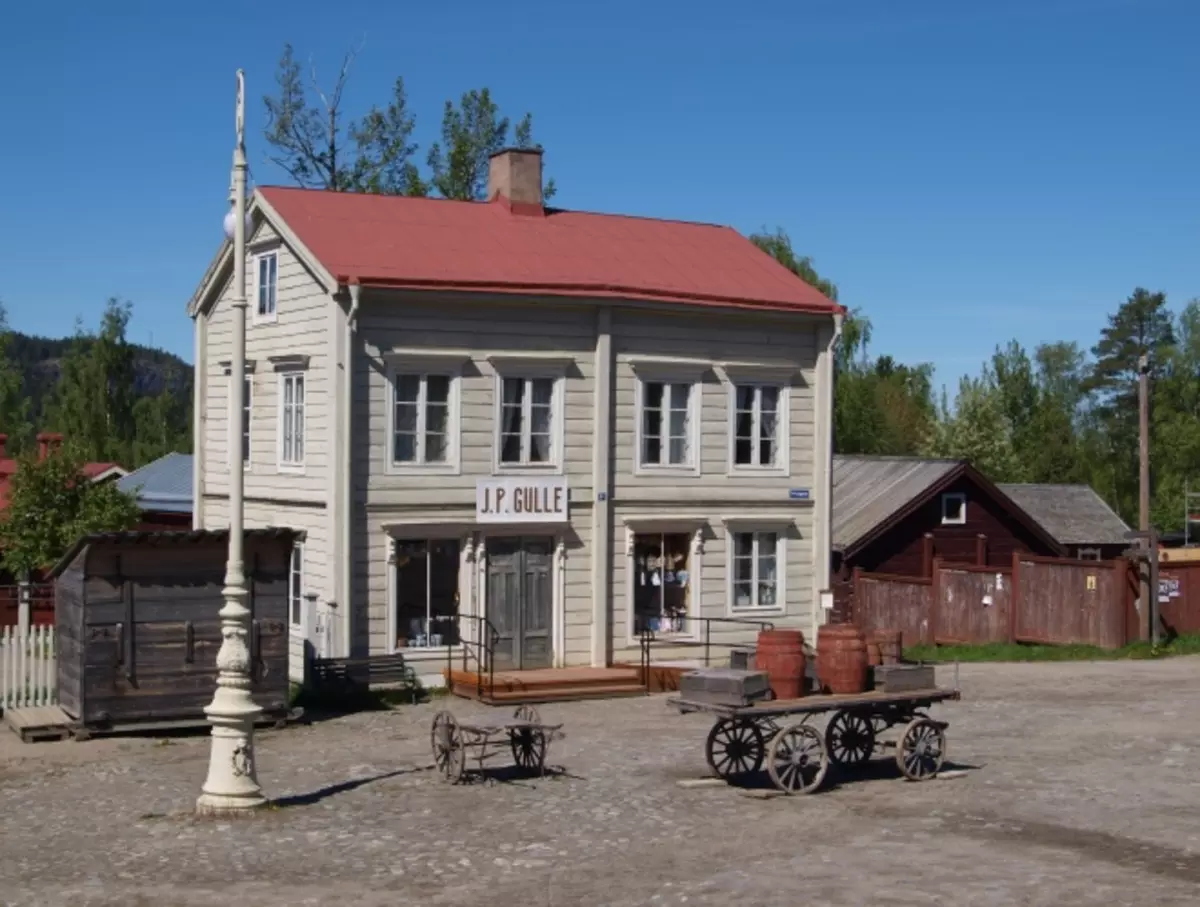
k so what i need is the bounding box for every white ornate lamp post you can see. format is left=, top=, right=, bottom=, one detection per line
left=197, top=69, right=265, bottom=815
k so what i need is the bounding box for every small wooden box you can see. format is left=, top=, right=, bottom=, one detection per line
left=679, top=668, right=771, bottom=707
left=872, top=664, right=936, bottom=693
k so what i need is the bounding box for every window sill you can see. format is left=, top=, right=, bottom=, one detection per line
left=632, top=463, right=701, bottom=478
left=726, top=464, right=791, bottom=479
left=729, top=606, right=786, bottom=617
left=392, top=644, right=465, bottom=660
left=492, top=462, right=563, bottom=475
left=278, top=463, right=305, bottom=475
left=385, top=461, right=462, bottom=477
left=252, top=314, right=279, bottom=326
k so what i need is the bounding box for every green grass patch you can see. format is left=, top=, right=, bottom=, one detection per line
left=905, top=633, right=1200, bottom=664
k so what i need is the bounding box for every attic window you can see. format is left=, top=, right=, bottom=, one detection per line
left=941, top=493, right=966, bottom=526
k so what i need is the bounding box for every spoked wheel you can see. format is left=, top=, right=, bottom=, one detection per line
left=704, top=719, right=765, bottom=782
left=510, top=704, right=548, bottom=775
left=896, top=718, right=946, bottom=781
left=431, top=710, right=465, bottom=783
left=766, top=722, right=829, bottom=795
left=825, top=710, right=876, bottom=767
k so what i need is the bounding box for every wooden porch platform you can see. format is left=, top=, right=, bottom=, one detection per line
left=445, top=666, right=647, bottom=704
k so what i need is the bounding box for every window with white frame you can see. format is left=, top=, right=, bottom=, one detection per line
left=498, top=375, right=557, bottom=466
left=392, top=373, right=452, bottom=466
left=730, top=531, right=781, bottom=611
left=279, top=372, right=305, bottom=467
left=639, top=380, right=694, bottom=468
left=255, top=251, right=278, bottom=320
left=289, top=543, right=304, bottom=627
left=394, top=538, right=462, bottom=648
left=941, top=492, right=966, bottom=525
left=733, top=384, right=781, bottom=467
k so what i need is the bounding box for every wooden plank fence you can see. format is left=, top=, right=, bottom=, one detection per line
left=854, top=552, right=1138, bottom=650
left=0, top=625, right=57, bottom=712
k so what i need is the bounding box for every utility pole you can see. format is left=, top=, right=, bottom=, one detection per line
left=1137, top=353, right=1157, bottom=644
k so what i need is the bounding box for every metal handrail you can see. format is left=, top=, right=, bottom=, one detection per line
left=637, top=615, right=776, bottom=686
left=442, top=613, right=501, bottom=700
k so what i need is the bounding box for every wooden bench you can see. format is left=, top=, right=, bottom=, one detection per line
left=307, top=653, right=418, bottom=695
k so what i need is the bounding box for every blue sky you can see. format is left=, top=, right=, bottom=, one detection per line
left=0, top=0, right=1196, bottom=393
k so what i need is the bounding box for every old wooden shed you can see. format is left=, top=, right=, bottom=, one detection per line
left=50, top=529, right=299, bottom=731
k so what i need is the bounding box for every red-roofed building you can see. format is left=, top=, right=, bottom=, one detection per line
left=189, top=148, right=844, bottom=688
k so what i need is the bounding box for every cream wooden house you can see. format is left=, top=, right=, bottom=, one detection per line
left=188, top=149, right=843, bottom=684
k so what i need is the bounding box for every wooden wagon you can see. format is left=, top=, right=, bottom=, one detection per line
left=49, top=529, right=300, bottom=737
left=670, top=685, right=961, bottom=795
left=431, top=705, right=564, bottom=783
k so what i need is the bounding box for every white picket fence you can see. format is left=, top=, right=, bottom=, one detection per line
left=0, top=624, right=57, bottom=712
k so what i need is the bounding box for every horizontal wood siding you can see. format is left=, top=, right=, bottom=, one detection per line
left=201, top=496, right=328, bottom=681
left=356, top=294, right=596, bottom=508
left=611, top=308, right=818, bottom=502
left=202, top=219, right=331, bottom=505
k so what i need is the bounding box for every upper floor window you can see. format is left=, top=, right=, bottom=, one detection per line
left=639, top=380, right=695, bottom=469
left=498, top=376, right=557, bottom=466
left=255, top=251, right=278, bottom=321
left=393, top=373, right=452, bottom=466
left=279, top=372, right=305, bottom=469
left=733, top=384, right=781, bottom=468
left=941, top=492, right=966, bottom=525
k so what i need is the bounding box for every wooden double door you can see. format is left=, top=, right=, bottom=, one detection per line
left=487, top=537, right=554, bottom=671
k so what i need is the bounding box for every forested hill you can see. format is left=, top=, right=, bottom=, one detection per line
left=10, top=331, right=192, bottom=422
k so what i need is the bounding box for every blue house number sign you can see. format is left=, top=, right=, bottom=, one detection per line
left=789, top=488, right=811, bottom=501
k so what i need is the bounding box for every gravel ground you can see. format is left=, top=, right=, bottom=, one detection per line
left=1, top=659, right=1198, bottom=907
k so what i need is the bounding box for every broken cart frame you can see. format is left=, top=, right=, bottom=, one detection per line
left=430, top=705, right=564, bottom=783
left=670, top=687, right=961, bottom=795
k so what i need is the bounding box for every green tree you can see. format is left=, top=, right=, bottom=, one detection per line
left=45, top=299, right=138, bottom=467
left=426, top=89, right=555, bottom=201
left=264, top=44, right=423, bottom=195
left=0, top=446, right=139, bottom=576
left=0, top=301, right=32, bottom=453
left=1148, top=299, right=1200, bottom=530
left=922, top=372, right=1023, bottom=481
left=132, top=365, right=191, bottom=466
left=749, top=228, right=839, bottom=301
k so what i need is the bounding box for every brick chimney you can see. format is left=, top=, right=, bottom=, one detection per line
left=487, top=147, right=544, bottom=216
left=36, top=432, right=64, bottom=461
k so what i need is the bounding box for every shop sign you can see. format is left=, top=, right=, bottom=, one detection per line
left=477, top=477, right=569, bottom=524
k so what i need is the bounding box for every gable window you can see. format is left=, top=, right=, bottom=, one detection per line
left=255, top=251, right=278, bottom=321
left=640, top=381, right=694, bottom=468
left=730, top=531, right=783, bottom=611
left=733, top=384, right=780, bottom=467
left=941, top=492, right=966, bottom=525
left=498, top=376, right=557, bottom=466
left=1078, top=547, right=1101, bottom=561
left=289, top=543, right=304, bottom=628
left=393, top=373, right=452, bottom=466
left=279, top=372, right=305, bottom=468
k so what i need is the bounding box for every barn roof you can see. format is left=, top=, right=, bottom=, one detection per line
left=832, top=455, right=963, bottom=552
left=996, top=483, right=1130, bottom=546
left=117, top=452, right=193, bottom=514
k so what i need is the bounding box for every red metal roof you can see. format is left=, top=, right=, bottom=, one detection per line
left=258, top=187, right=842, bottom=315
left=0, top=460, right=123, bottom=512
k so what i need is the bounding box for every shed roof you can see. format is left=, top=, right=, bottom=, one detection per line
left=117, top=452, right=193, bottom=513
left=832, top=455, right=963, bottom=551
left=253, top=186, right=843, bottom=315
left=996, top=484, right=1130, bottom=546
left=50, top=527, right=304, bottom=578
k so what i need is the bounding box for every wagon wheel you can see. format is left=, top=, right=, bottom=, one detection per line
left=704, top=719, right=765, bottom=782
left=825, top=710, right=876, bottom=767
left=431, top=710, right=466, bottom=783
left=766, top=722, right=828, bottom=795
left=896, top=718, right=946, bottom=781
left=510, top=705, right=548, bottom=775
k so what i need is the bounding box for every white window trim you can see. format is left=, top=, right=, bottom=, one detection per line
left=276, top=370, right=307, bottom=474
left=382, top=350, right=468, bottom=477
left=723, top=373, right=792, bottom=478
left=628, top=357, right=707, bottom=477
left=221, top=361, right=256, bottom=471
left=289, top=542, right=305, bottom=630
left=488, top=353, right=572, bottom=476
left=252, top=249, right=279, bottom=324
left=722, top=519, right=789, bottom=616
left=384, top=530, right=477, bottom=657
left=941, top=492, right=967, bottom=525
left=621, top=517, right=707, bottom=646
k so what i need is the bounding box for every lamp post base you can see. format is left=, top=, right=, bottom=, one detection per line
left=196, top=690, right=266, bottom=815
